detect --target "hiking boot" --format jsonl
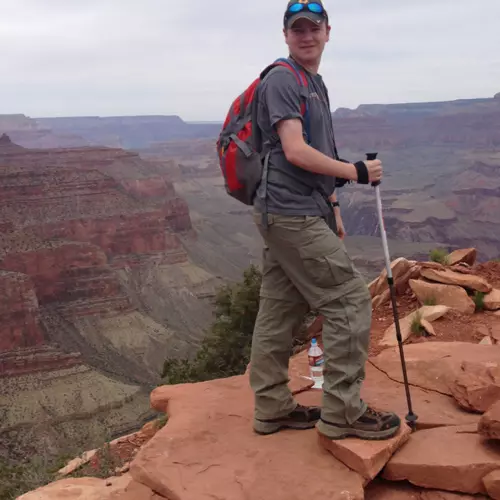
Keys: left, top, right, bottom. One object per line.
{"left": 317, "top": 406, "right": 401, "bottom": 441}
{"left": 254, "top": 404, "right": 321, "bottom": 435}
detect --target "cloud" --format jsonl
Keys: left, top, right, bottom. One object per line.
{"left": 0, "top": 0, "right": 498, "bottom": 120}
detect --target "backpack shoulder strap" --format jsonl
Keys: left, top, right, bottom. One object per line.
{"left": 322, "top": 83, "right": 340, "bottom": 161}
{"left": 271, "top": 58, "right": 308, "bottom": 88}
{"left": 260, "top": 58, "right": 311, "bottom": 143}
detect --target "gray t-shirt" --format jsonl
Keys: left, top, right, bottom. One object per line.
{"left": 253, "top": 62, "right": 338, "bottom": 217}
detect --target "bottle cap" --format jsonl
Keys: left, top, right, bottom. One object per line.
{"left": 311, "top": 338, "right": 317, "bottom": 345}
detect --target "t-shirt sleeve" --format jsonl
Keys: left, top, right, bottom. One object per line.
{"left": 261, "top": 69, "right": 303, "bottom": 129}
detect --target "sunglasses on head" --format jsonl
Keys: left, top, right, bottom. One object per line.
{"left": 286, "top": 2, "right": 325, "bottom": 15}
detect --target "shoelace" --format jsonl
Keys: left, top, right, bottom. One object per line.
{"left": 295, "top": 404, "right": 309, "bottom": 414}
{"left": 294, "top": 404, "right": 318, "bottom": 415}
{"left": 365, "top": 407, "right": 385, "bottom": 419}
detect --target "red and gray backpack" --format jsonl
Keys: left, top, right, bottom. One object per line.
{"left": 216, "top": 58, "right": 311, "bottom": 205}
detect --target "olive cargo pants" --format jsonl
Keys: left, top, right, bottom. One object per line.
{"left": 249, "top": 212, "right": 372, "bottom": 426}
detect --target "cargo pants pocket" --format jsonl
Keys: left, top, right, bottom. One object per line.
{"left": 300, "top": 236, "right": 355, "bottom": 289}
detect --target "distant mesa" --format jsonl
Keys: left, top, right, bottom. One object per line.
{"left": 0, "top": 133, "right": 13, "bottom": 145}
{"left": 495, "top": 92, "right": 500, "bottom": 100}
{"left": 0, "top": 133, "right": 25, "bottom": 150}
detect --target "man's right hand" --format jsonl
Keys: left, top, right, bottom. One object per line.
{"left": 365, "top": 160, "right": 383, "bottom": 183}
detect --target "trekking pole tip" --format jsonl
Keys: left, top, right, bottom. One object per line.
{"left": 405, "top": 412, "right": 418, "bottom": 432}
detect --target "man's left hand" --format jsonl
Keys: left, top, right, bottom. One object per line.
{"left": 335, "top": 211, "right": 346, "bottom": 240}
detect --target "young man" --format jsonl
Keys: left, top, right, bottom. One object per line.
{"left": 249, "top": 0, "right": 401, "bottom": 441}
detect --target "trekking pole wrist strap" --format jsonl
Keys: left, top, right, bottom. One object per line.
{"left": 354, "top": 161, "right": 369, "bottom": 184}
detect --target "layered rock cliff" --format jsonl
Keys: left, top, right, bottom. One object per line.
{"left": 36, "top": 115, "right": 221, "bottom": 149}
{"left": 332, "top": 94, "right": 500, "bottom": 150}
{"left": 0, "top": 270, "right": 43, "bottom": 352}
{"left": 337, "top": 156, "right": 500, "bottom": 261}
{"left": 327, "top": 94, "right": 500, "bottom": 261}
{"left": 0, "top": 136, "right": 222, "bottom": 461}
{"left": 133, "top": 92, "right": 500, "bottom": 266}
{"left": 0, "top": 115, "right": 88, "bottom": 148}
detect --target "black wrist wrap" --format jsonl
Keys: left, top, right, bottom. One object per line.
{"left": 354, "top": 161, "right": 369, "bottom": 184}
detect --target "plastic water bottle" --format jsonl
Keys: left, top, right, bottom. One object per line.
{"left": 308, "top": 338, "right": 324, "bottom": 389}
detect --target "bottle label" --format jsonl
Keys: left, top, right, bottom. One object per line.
{"left": 308, "top": 354, "right": 324, "bottom": 367}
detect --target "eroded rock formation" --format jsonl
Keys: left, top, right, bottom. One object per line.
{"left": 0, "top": 140, "right": 222, "bottom": 462}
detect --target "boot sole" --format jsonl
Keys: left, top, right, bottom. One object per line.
{"left": 253, "top": 419, "right": 318, "bottom": 436}
{"left": 317, "top": 421, "right": 401, "bottom": 441}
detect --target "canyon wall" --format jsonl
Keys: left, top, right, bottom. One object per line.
{"left": 0, "top": 134, "right": 220, "bottom": 375}
{"left": 0, "top": 271, "right": 43, "bottom": 352}
{"left": 0, "top": 136, "right": 222, "bottom": 460}
{"left": 0, "top": 115, "right": 89, "bottom": 148}
{"left": 36, "top": 115, "right": 221, "bottom": 149}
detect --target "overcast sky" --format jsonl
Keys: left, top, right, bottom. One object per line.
{"left": 1, "top": 0, "right": 498, "bottom": 121}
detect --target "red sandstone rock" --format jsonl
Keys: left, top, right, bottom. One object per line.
{"left": 108, "top": 480, "right": 165, "bottom": 499}
{"left": 365, "top": 479, "right": 488, "bottom": 499}
{"left": 479, "top": 336, "right": 494, "bottom": 345}
{"left": 372, "top": 257, "right": 414, "bottom": 297}
{"left": 17, "top": 475, "right": 134, "bottom": 500}
{"left": 450, "top": 361, "right": 500, "bottom": 413}
{"left": 401, "top": 265, "right": 422, "bottom": 291}
{"left": 368, "top": 276, "right": 379, "bottom": 297}
{"left": 371, "top": 342, "right": 500, "bottom": 396}
{"left": 318, "top": 421, "right": 411, "bottom": 480}
{"left": 478, "top": 399, "right": 500, "bottom": 440}
{"left": 290, "top": 351, "right": 481, "bottom": 429}
{"left": 383, "top": 425, "right": 500, "bottom": 495}
{"left": 57, "top": 449, "right": 98, "bottom": 477}
{"left": 420, "top": 319, "right": 436, "bottom": 336}
{"left": 484, "top": 289, "right": 500, "bottom": 311}
{"left": 419, "top": 492, "right": 488, "bottom": 500}
{"left": 380, "top": 305, "right": 450, "bottom": 347}
{"left": 138, "top": 375, "right": 365, "bottom": 500}
{"left": 447, "top": 248, "right": 477, "bottom": 267}
{"left": 420, "top": 261, "right": 447, "bottom": 271}
{"left": 410, "top": 279, "right": 476, "bottom": 314}
{"left": 420, "top": 268, "right": 492, "bottom": 293}
{"left": 365, "top": 480, "right": 423, "bottom": 499}
{"left": 477, "top": 325, "right": 491, "bottom": 338}
{"left": 492, "top": 322, "right": 500, "bottom": 343}
{"left": 483, "top": 469, "right": 500, "bottom": 499}
{"left": 372, "top": 287, "right": 390, "bottom": 308}
{"left": 450, "top": 265, "right": 475, "bottom": 275}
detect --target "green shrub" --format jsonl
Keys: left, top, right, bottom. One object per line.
{"left": 161, "top": 264, "right": 262, "bottom": 384}
{"left": 429, "top": 248, "right": 449, "bottom": 265}
{"left": 157, "top": 413, "right": 168, "bottom": 429}
{"left": 473, "top": 291, "right": 485, "bottom": 311}
{"left": 410, "top": 311, "right": 424, "bottom": 336}
{"left": 0, "top": 455, "right": 64, "bottom": 500}
{"left": 423, "top": 296, "right": 437, "bottom": 306}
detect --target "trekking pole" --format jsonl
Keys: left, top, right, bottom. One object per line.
{"left": 366, "top": 152, "right": 418, "bottom": 432}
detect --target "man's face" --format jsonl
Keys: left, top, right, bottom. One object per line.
{"left": 284, "top": 17, "right": 330, "bottom": 64}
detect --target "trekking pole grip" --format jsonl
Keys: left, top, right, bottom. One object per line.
{"left": 366, "top": 152, "right": 380, "bottom": 187}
